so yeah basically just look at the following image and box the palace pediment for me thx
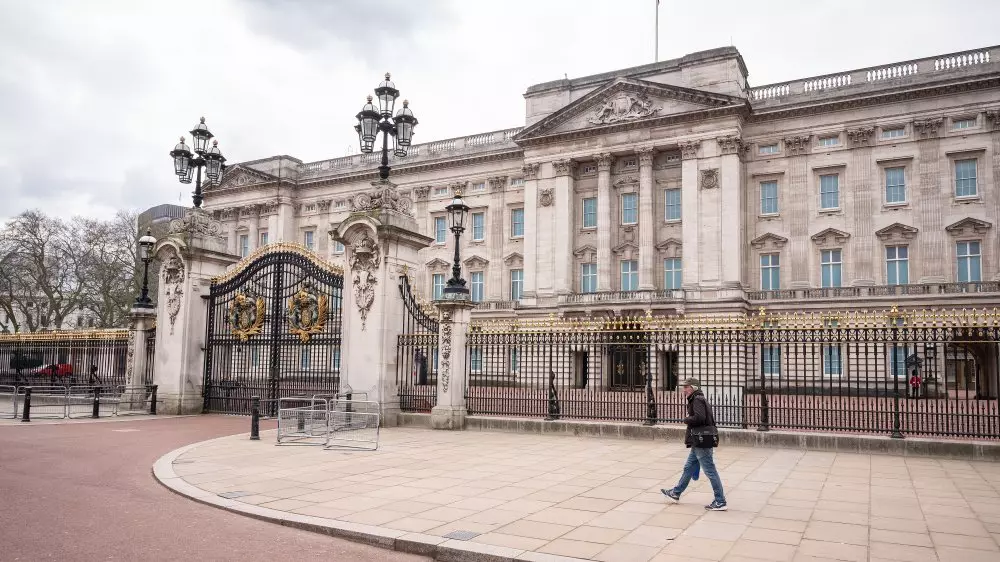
[515,78,746,144]
[212,165,279,191]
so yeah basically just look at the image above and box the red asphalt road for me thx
[0,415,429,562]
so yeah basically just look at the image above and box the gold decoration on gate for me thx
[228,291,266,342]
[287,281,329,343]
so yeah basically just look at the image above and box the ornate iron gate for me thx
[396,275,439,412]
[204,245,344,415]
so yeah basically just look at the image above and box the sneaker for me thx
[661,489,680,503]
[705,500,728,511]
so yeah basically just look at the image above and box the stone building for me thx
[204,45,1000,318]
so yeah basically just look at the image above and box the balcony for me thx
[748,282,1000,302]
[474,301,521,311]
[561,290,682,305]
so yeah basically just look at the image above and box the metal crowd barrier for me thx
[68,386,120,418]
[276,397,331,446]
[0,385,16,419]
[116,385,156,416]
[19,386,69,419]
[273,395,381,450]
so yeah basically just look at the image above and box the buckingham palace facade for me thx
[204,45,1000,318]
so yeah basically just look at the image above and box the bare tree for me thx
[78,210,144,328]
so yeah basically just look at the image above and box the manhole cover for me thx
[443,530,480,541]
[218,491,253,499]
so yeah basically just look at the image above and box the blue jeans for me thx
[671,447,726,504]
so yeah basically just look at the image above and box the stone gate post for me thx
[331,181,432,425]
[121,305,156,410]
[151,209,239,414]
[431,296,475,429]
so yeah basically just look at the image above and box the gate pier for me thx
[152,208,239,414]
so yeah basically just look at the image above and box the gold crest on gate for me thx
[287,281,328,343]
[228,290,266,342]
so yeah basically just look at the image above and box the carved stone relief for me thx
[538,188,554,207]
[716,136,745,156]
[700,169,720,190]
[348,231,381,330]
[413,186,431,200]
[170,208,224,237]
[522,163,540,180]
[350,180,414,217]
[439,310,453,392]
[636,146,655,166]
[783,135,812,154]
[846,127,876,146]
[552,159,577,177]
[488,176,507,192]
[913,118,944,138]
[680,141,700,160]
[810,227,851,248]
[875,223,919,242]
[945,217,992,237]
[750,233,789,250]
[160,250,185,335]
[317,199,332,212]
[596,153,613,171]
[588,93,662,125]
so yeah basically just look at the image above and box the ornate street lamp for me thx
[135,229,157,308]
[168,117,227,208]
[444,193,470,296]
[355,72,419,181]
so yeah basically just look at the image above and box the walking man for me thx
[662,377,728,511]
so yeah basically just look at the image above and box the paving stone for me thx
[728,538,797,561]
[741,527,801,546]
[537,538,607,559]
[930,532,1000,550]
[660,535,735,561]
[794,539,867,562]
[561,525,629,545]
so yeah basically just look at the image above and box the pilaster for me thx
[430,298,474,430]
[680,141,701,288]
[522,163,539,301]
[488,176,507,300]
[552,159,576,295]
[916,125,947,282]
[596,153,613,291]
[785,135,811,288]
[989,111,1000,281]
[637,147,656,290]
[717,143,743,289]
[848,128,876,285]
[121,306,156,411]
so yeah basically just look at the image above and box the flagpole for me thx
[654,0,659,62]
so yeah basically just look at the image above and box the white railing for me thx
[466,133,495,147]
[564,290,681,304]
[867,63,918,82]
[751,84,790,100]
[935,51,990,71]
[749,281,1000,301]
[428,139,457,153]
[474,301,520,311]
[803,73,852,92]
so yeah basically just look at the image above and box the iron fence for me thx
[396,276,439,412]
[144,327,156,386]
[0,330,130,388]
[464,309,1000,439]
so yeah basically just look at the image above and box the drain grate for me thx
[443,530,480,541]
[218,491,253,499]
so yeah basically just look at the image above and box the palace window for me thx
[581,263,597,293]
[890,345,908,378]
[300,348,311,369]
[819,135,839,147]
[760,181,778,215]
[259,231,269,247]
[511,208,524,237]
[759,143,779,155]
[953,117,977,130]
[762,346,781,377]
[581,164,597,174]
[471,181,486,192]
[470,271,484,302]
[509,177,525,187]
[471,212,485,241]
[664,189,681,221]
[432,274,445,300]
[470,348,482,373]
[955,159,978,198]
[664,258,682,290]
[434,186,449,197]
[333,241,345,254]
[957,241,982,282]
[303,230,315,251]
[434,216,447,243]
[621,193,638,225]
[509,348,520,373]
[823,345,843,377]
[820,174,839,209]
[582,197,597,228]
[239,234,249,258]
[821,249,842,288]
[886,245,909,285]
[882,127,905,139]
[510,269,523,300]
[885,167,906,204]
[621,260,639,291]
[760,253,780,290]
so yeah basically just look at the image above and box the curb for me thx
[398,413,1000,462]
[152,433,590,562]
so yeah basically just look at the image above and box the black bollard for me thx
[92,387,101,419]
[20,387,32,423]
[149,384,158,415]
[250,396,261,441]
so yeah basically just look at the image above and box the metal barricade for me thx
[326,399,380,451]
[276,397,330,446]
[19,386,68,419]
[116,385,152,416]
[67,386,119,418]
[0,385,16,419]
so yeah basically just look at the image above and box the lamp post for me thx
[355,73,418,181]
[135,229,157,308]
[444,193,470,296]
[168,117,227,208]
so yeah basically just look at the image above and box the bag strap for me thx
[696,394,716,427]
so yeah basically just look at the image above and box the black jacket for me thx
[683,390,717,447]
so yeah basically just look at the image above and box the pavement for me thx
[0,415,428,562]
[157,426,1000,562]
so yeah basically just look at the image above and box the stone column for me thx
[121,305,155,409]
[331,180,432,426]
[430,298,475,429]
[717,137,744,289]
[915,120,946,282]
[277,198,296,243]
[247,205,260,253]
[152,208,240,414]
[988,111,1000,281]
[637,147,656,290]
[848,128,876,285]
[552,159,576,295]
[521,163,539,301]
[596,153,613,291]
[680,141,701,288]
[488,176,507,300]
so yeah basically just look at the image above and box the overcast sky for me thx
[1,0,998,222]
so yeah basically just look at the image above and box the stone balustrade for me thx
[750,47,997,104]
[748,281,1000,302]
[473,300,521,311]
[297,127,523,180]
[561,290,682,305]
